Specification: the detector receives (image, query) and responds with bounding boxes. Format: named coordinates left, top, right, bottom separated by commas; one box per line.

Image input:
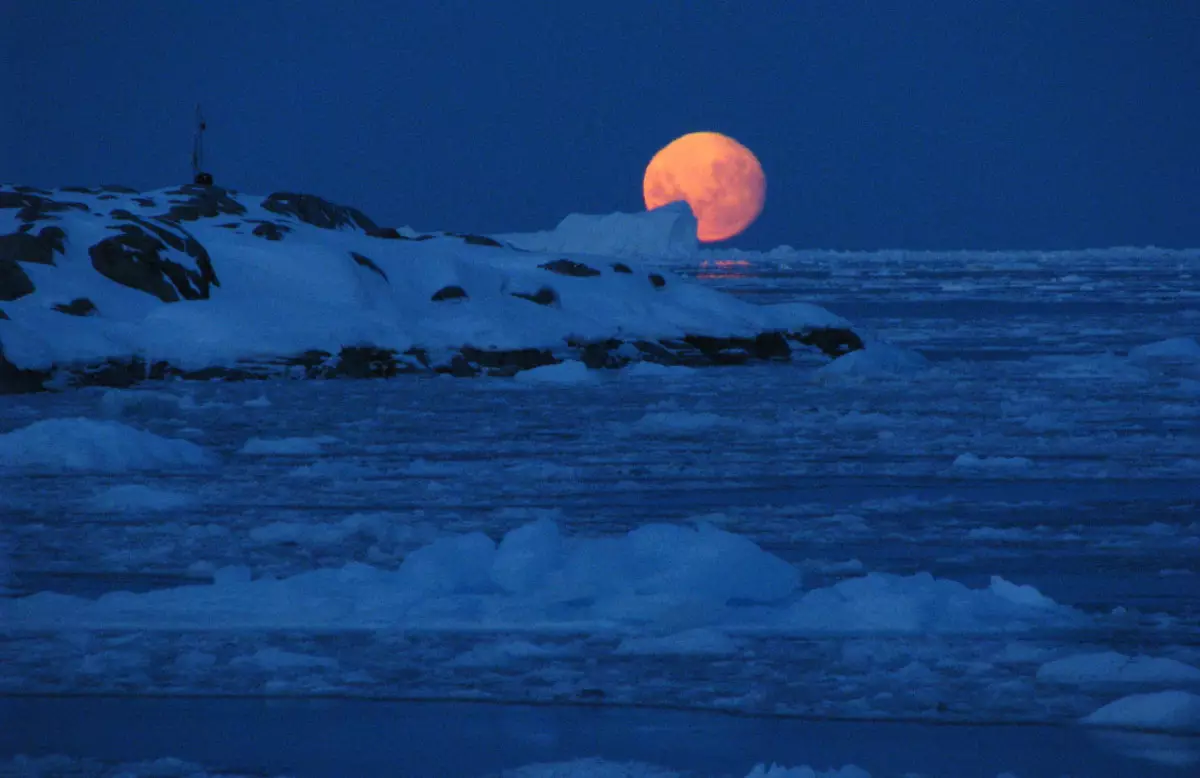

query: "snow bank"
left=0, top=418, right=214, bottom=471
left=1039, top=652, right=1200, bottom=685
left=502, top=201, right=700, bottom=259
left=1081, top=690, right=1200, bottom=733
left=615, top=627, right=739, bottom=656
left=2, top=519, right=1080, bottom=635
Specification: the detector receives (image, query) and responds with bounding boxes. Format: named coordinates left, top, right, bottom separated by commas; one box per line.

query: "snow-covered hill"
left=0, top=184, right=858, bottom=393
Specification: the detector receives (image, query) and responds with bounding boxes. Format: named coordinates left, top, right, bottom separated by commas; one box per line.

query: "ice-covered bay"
left=2, top=248, right=1198, bottom=774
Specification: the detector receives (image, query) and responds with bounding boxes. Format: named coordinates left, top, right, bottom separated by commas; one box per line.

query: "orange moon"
left=642, top=131, right=766, bottom=243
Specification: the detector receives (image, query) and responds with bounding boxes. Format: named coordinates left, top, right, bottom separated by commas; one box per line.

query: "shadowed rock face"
left=0, top=260, right=35, bottom=301
left=611, top=263, right=633, bottom=274
left=431, top=285, right=468, bottom=302
left=649, top=273, right=666, bottom=289
left=349, top=252, right=388, bottom=282
left=89, top=214, right=219, bottom=302
left=512, top=286, right=559, bottom=306
left=52, top=298, right=98, bottom=317
left=250, top=221, right=290, bottom=241
left=159, top=185, right=247, bottom=222
left=1, top=192, right=89, bottom=223
left=0, top=225, right=67, bottom=266
left=793, top=328, right=864, bottom=356
left=262, top=192, right=378, bottom=232
left=540, top=259, right=601, bottom=277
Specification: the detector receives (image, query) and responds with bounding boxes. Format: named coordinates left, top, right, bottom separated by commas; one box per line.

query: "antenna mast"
left=192, top=104, right=213, bottom=186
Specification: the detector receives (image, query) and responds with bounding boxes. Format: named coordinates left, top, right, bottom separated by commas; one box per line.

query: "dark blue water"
left=2, top=695, right=1196, bottom=777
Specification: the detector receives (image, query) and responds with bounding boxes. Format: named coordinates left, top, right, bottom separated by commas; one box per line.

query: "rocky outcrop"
left=261, top=192, right=378, bottom=232
left=160, top=185, right=247, bottom=222
left=0, top=260, right=35, bottom=302
left=0, top=182, right=866, bottom=394
left=431, top=285, right=468, bottom=302
left=0, top=326, right=865, bottom=392
left=540, top=259, right=601, bottom=277
left=0, top=225, right=67, bottom=265
left=52, top=298, right=98, bottom=317
left=512, top=287, right=559, bottom=306
left=88, top=214, right=218, bottom=302
left=349, top=251, right=388, bottom=282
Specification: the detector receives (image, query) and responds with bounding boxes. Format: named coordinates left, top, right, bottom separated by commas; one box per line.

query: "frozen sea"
left=2, top=248, right=1199, bottom=777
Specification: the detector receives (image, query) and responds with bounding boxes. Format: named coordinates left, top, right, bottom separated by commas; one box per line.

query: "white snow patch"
left=0, top=418, right=214, bottom=471
left=1082, top=690, right=1200, bottom=733
left=243, top=394, right=273, bottom=408
left=1038, top=652, right=1200, bottom=685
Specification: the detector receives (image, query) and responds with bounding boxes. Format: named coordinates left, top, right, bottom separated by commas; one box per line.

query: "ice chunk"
left=238, top=435, right=337, bottom=455
left=782, top=572, right=1077, bottom=634
left=1129, top=336, right=1200, bottom=362
left=0, top=418, right=214, bottom=471
left=952, top=453, right=1034, bottom=473
left=1082, top=690, right=1200, bottom=733
left=512, top=360, right=597, bottom=385
left=502, top=201, right=699, bottom=259
left=817, top=343, right=927, bottom=378
left=1039, top=652, right=1200, bottom=685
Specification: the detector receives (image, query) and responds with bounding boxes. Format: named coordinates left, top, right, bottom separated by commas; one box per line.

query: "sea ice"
left=0, top=418, right=214, bottom=471
left=1038, top=652, right=1200, bottom=685
left=86, top=484, right=196, bottom=512
left=1081, top=690, right=1200, bottom=733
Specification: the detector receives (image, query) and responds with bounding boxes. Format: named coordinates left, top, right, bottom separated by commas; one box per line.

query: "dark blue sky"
left=3, top=1, right=1197, bottom=250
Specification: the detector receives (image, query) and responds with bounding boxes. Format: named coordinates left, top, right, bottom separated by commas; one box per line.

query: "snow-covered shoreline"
left=0, top=185, right=860, bottom=393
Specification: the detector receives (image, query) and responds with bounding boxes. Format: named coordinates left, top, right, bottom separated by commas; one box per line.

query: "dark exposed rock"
left=0, top=308, right=7, bottom=319
left=0, top=225, right=66, bottom=265
left=431, top=285, right=468, bottom=302
left=573, top=338, right=627, bottom=369
left=53, top=297, right=98, bottom=317
left=100, top=185, right=139, bottom=194
left=512, top=286, right=559, bottom=306
left=611, top=263, right=632, bottom=274
left=133, top=197, right=156, bottom=208
left=60, top=186, right=96, bottom=194
left=13, top=195, right=89, bottom=223
left=366, top=227, right=404, bottom=240
left=349, top=251, right=388, bottom=282
left=261, top=192, right=378, bottom=232
left=11, top=186, right=52, bottom=195
left=540, top=259, right=601, bottom=277
left=90, top=216, right=218, bottom=302
left=251, top=221, right=289, bottom=241
left=0, top=350, right=48, bottom=394
left=0, top=260, right=35, bottom=301
left=792, top=327, right=864, bottom=357
left=412, top=234, right=435, bottom=242
left=448, top=233, right=503, bottom=248
left=216, top=222, right=240, bottom=230
left=160, top=185, right=247, bottom=222
left=649, top=273, right=666, bottom=289
left=682, top=333, right=793, bottom=365
left=459, top=347, right=557, bottom=372
left=97, top=194, right=118, bottom=201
